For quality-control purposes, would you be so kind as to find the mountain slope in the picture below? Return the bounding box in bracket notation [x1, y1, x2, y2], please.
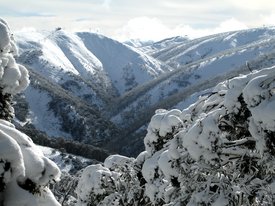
[14, 29, 174, 154]
[14, 65, 122, 149]
[110, 33, 275, 124]
[16, 30, 112, 109]
[106, 28, 275, 155]
[151, 27, 275, 67]
[13, 26, 275, 156]
[77, 32, 172, 94]
[125, 36, 188, 54]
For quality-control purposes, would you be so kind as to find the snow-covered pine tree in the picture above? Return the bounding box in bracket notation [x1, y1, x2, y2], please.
[76, 65, 275, 205]
[0, 18, 61, 206]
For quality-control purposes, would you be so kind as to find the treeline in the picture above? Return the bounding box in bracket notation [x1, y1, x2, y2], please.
[17, 124, 110, 162]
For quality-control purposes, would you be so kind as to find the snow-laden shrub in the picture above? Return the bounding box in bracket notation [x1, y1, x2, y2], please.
[0, 19, 29, 95]
[76, 154, 146, 206]
[164, 67, 275, 205]
[0, 18, 61, 206]
[0, 18, 29, 122]
[76, 65, 275, 205]
[144, 109, 183, 155]
[0, 120, 61, 206]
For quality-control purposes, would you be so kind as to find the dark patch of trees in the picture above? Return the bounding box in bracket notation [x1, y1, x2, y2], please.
[17, 124, 110, 162]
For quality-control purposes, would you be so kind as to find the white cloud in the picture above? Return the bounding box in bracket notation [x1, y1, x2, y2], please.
[115, 17, 248, 41]
[102, 0, 112, 9]
[230, 0, 275, 11]
[115, 17, 173, 41]
[3, 0, 274, 41]
[260, 13, 275, 26]
[212, 18, 248, 33]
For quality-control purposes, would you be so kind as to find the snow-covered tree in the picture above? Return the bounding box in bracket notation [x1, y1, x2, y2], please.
[76, 65, 275, 205]
[76, 154, 146, 206]
[0, 18, 61, 205]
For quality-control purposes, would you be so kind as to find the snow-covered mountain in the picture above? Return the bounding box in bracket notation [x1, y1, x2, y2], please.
[76, 32, 172, 94]
[124, 36, 188, 54]
[107, 27, 275, 155]
[13, 26, 275, 156]
[124, 39, 155, 48]
[14, 29, 172, 151]
[150, 27, 275, 66]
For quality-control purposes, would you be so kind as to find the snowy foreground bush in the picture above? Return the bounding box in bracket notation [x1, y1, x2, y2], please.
[76, 66, 275, 205]
[0, 19, 61, 205]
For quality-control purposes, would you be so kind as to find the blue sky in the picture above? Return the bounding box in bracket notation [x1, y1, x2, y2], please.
[1, 0, 275, 41]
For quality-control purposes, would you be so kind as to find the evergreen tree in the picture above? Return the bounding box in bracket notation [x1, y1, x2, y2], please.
[0, 18, 61, 206]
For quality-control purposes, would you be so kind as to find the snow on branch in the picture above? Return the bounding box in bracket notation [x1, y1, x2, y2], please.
[76, 65, 275, 205]
[0, 19, 61, 206]
[0, 19, 29, 95]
